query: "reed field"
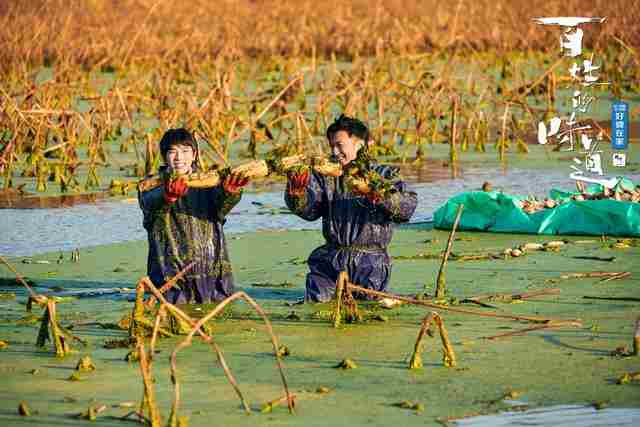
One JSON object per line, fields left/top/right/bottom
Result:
{"left": 0, "top": 0, "right": 639, "bottom": 197}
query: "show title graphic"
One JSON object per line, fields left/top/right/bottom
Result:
{"left": 533, "top": 16, "right": 628, "bottom": 188}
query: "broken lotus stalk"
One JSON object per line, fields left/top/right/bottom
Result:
{"left": 135, "top": 277, "right": 249, "bottom": 415}
{"left": 144, "top": 262, "right": 195, "bottom": 309}
{"left": 343, "top": 282, "right": 361, "bottom": 323}
{"left": 333, "top": 272, "right": 346, "bottom": 328}
{"left": 0, "top": 255, "right": 40, "bottom": 301}
{"left": 168, "top": 289, "right": 295, "bottom": 416}
{"left": 137, "top": 338, "right": 162, "bottom": 427}
{"left": 332, "top": 272, "right": 361, "bottom": 328}
{"left": 408, "top": 313, "right": 456, "bottom": 369}
{"left": 128, "top": 280, "right": 173, "bottom": 339}
{"left": 1, "top": 258, "right": 84, "bottom": 357}
{"left": 483, "top": 321, "right": 583, "bottom": 341}
{"left": 433, "top": 313, "right": 456, "bottom": 368}
{"left": 347, "top": 282, "right": 579, "bottom": 324}
{"left": 408, "top": 313, "right": 434, "bottom": 369}
{"left": 137, "top": 277, "right": 294, "bottom": 416}
{"left": 633, "top": 317, "right": 640, "bottom": 356}
{"left": 36, "top": 299, "right": 71, "bottom": 357}
{"left": 435, "top": 204, "right": 464, "bottom": 298}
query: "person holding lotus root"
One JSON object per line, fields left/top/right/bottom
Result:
{"left": 285, "top": 115, "right": 418, "bottom": 302}
{"left": 138, "top": 128, "right": 248, "bottom": 304}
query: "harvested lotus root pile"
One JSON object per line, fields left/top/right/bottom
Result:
{"left": 520, "top": 182, "right": 640, "bottom": 214}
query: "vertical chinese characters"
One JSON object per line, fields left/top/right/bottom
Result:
{"left": 534, "top": 16, "right": 616, "bottom": 186}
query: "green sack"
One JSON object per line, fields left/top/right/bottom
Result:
{"left": 433, "top": 178, "right": 640, "bottom": 237}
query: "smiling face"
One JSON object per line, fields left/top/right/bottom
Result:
{"left": 329, "top": 130, "right": 363, "bottom": 167}
{"left": 166, "top": 144, "right": 195, "bottom": 175}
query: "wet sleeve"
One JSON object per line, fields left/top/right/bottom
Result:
{"left": 209, "top": 185, "right": 242, "bottom": 223}
{"left": 138, "top": 186, "right": 166, "bottom": 230}
{"left": 284, "top": 171, "right": 326, "bottom": 221}
{"left": 379, "top": 180, "right": 418, "bottom": 223}
{"left": 375, "top": 165, "right": 418, "bottom": 223}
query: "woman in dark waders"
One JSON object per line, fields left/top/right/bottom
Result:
{"left": 138, "top": 128, "right": 248, "bottom": 304}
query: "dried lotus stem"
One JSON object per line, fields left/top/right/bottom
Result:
{"left": 408, "top": 313, "right": 434, "bottom": 369}
{"left": 433, "top": 313, "right": 456, "bottom": 368}
{"left": 633, "top": 317, "right": 640, "bottom": 356}
{"left": 333, "top": 272, "right": 347, "bottom": 328}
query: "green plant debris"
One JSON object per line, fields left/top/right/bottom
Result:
{"left": 125, "top": 349, "right": 140, "bottom": 363}
{"left": 316, "top": 386, "right": 331, "bottom": 394}
{"left": 394, "top": 401, "right": 424, "bottom": 412}
{"left": 335, "top": 358, "right": 357, "bottom": 369}
{"left": 104, "top": 337, "right": 136, "bottom": 349}
{"left": 503, "top": 390, "right": 523, "bottom": 400}
{"left": 78, "top": 406, "right": 96, "bottom": 421}
{"left": 483, "top": 390, "right": 524, "bottom": 405}
{"left": 409, "top": 314, "right": 433, "bottom": 370}
{"left": 18, "top": 402, "right": 30, "bottom": 416}
{"left": 283, "top": 257, "right": 307, "bottom": 265}
{"left": 97, "top": 322, "right": 123, "bottom": 330}
{"left": 0, "top": 292, "right": 16, "bottom": 300}
{"left": 260, "top": 394, "right": 294, "bottom": 414}
{"left": 76, "top": 404, "right": 107, "bottom": 421}
{"left": 610, "top": 346, "right": 634, "bottom": 358}
{"left": 277, "top": 345, "right": 291, "bottom": 357}
{"left": 616, "top": 372, "right": 640, "bottom": 385}
{"left": 369, "top": 314, "right": 389, "bottom": 322}
{"left": 67, "top": 372, "right": 82, "bottom": 381}
{"left": 250, "top": 281, "right": 295, "bottom": 288}
{"left": 285, "top": 311, "right": 301, "bottom": 321}
{"left": 75, "top": 355, "right": 96, "bottom": 372}
{"left": 36, "top": 300, "right": 72, "bottom": 357}
{"left": 592, "top": 401, "right": 610, "bottom": 410}
{"left": 0, "top": 340, "right": 8, "bottom": 349}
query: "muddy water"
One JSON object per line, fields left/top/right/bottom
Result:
{"left": 1, "top": 167, "right": 638, "bottom": 257}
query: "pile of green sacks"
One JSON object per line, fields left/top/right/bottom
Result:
{"left": 433, "top": 177, "right": 640, "bottom": 237}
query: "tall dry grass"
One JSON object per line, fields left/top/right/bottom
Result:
{"left": 1, "top": 0, "right": 637, "bottom": 71}
{"left": 0, "top": 0, "right": 637, "bottom": 194}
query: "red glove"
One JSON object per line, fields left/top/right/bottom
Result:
{"left": 287, "top": 170, "right": 310, "bottom": 197}
{"left": 365, "top": 191, "right": 383, "bottom": 205}
{"left": 223, "top": 172, "right": 249, "bottom": 195}
{"left": 164, "top": 177, "right": 189, "bottom": 204}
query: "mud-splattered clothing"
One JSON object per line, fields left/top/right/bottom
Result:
{"left": 138, "top": 171, "right": 240, "bottom": 304}
{"left": 285, "top": 164, "right": 418, "bottom": 302}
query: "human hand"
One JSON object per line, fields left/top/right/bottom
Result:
{"left": 351, "top": 183, "right": 383, "bottom": 205}
{"left": 223, "top": 172, "right": 249, "bottom": 195}
{"left": 365, "top": 191, "right": 383, "bottom": 205}
{"left": 164, "top": 177, "right": 189, "bottom": 204}
{"left": 287, "top": 169, "right": 310, "bottom": 197}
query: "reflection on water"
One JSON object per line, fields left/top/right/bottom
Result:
{"left": 1, "top": 167, "right": 638, "bottom": 256}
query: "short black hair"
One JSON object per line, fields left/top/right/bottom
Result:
{"left": 326, "top": 114, "right": 370, "bottom": 143}
{"left": 159, "top": 128, "right": 197, "bottom": 159}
